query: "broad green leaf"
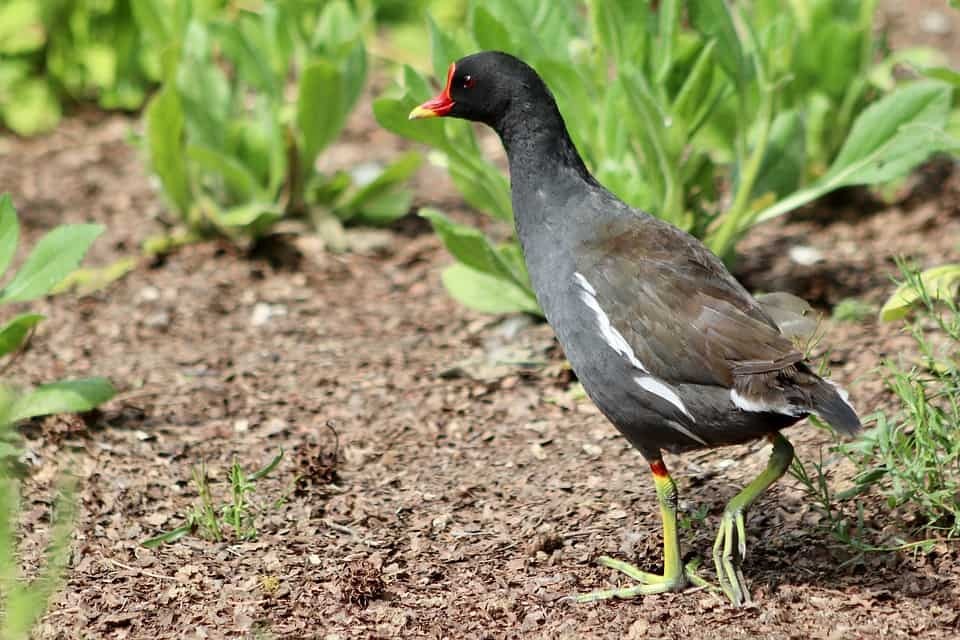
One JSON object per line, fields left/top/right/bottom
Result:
{"left": 427, "top": 13, "right": 463, "bottom": 81}
{"left": 0, "top": 313, "right": 44, "bottom": 358}
{"left": 922, "top": 66, "right": 960, "bottom": 88}
{"left": 210, "top": 203, "right": 283, "bottom": 235}
{"left": 297, "top": 59, "right": 347, "bottom": 164}
{"left": 8, "top": 377, "right": 116, "bottom": 423}
{"left": 689, "top": 0, "right": 744, "bottom": 86}
{"left": 0, "top": 0, "right": 45, "bottom": 54}
{"left": 880, "top": 265, "right": 960, "bottom": 322}
{"left": 1, "top": 78, "right": 61, "bottom": 136}
{"left": 755, "top": 81, "right": 952, "bottom": 225}
{"left": 441, "top": 263, "right": 541, "bottom": 315}
{"left": 670, "top": 40, "right": 718, "bottom": 135}
{"left": 187, "top": 144, "right": 264, "bottom": 202}
{"left": 349, "top": 190, "right": 413, "bottom": 226}
{"left": 0, "top": 224, "right": 103, "bottom": 303}
{"left": 145, "top": 87, "right": 191, "bottom": 214}
{"left": 751, "top": 109, "right": 804, "bottom": 199}
{"left": 336, "top": 151, "right": 422, "bottom": 220}
{"left": 827, "top": 81, "right": 951, "bottom": 182}
{"left": 471, "top": 6, "right": 515, "bottom": 53}
{"left": 373, "top": 95, "right": 449, "bottom": 150}
{"left": 420, "top": 208, "right": 532, "bottom": 295}
{"left": 0, "top": 195, "right": 19, "bottom": 278}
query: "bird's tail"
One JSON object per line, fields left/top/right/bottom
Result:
{"left": 808, "top": 379, "right": 861, "bottom": 436}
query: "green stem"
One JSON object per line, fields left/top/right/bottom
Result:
{"left": 707, "top": 84, "right": 774, "bottom": 261}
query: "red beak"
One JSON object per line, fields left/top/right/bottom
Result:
{"left": 409, "top": 63, "right": 456, "bottom": 119}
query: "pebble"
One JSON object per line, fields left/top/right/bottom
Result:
{"left": 789, "top": 245, "right": 825, "bottom": 266}
{"left": 250, "top": 302, "right": 287, "bottom": 326}
{"left": 920, "top": 11, "right": 951, "bottom": 35}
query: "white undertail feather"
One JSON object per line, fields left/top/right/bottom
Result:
{"left": 573, "top": 272, "right": 695, "bottom": 422}
{"left": 729, "top": 389, "right": 804, "bottom": 417}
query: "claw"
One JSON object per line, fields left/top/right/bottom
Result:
{"left": 712, "top": 509, "right": 750, "bottom": 606}
{"left": 575, "top": 555, "right": 691, "bottom": 603}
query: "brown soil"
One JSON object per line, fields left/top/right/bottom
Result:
{"left": 2, "top": 4, "right": 960, "bottom": 639}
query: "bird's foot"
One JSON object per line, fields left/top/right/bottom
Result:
{"left": 574, "top": 556, "right": 708, "bottom": 602}
{"left": 712, "top": 509, "right": 752, "bottom": 606}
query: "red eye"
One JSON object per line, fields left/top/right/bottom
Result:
{"left": 463, "top": 75, "right": 475, "bottom": 89}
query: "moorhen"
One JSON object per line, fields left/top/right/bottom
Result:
{"left": 409, "top": 51, "right": 860, "bottom": 606}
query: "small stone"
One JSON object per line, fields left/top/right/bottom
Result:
{"left": 582, "top": 443, "right": 602, "bottom": 457}
{"left": 920, "top": 11, "right": 951, "bottom": 35}
{"left": 788, "top": 245, "right": 824, "bottom": 266}
{"left": 143, "top": 311, "right": 170, "bottom": 328}
{"left": 251, "top": 302, "right": 287, "bottom": 327}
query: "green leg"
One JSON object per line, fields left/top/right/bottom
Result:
{"left": 713, "top": 432, "right": 794, "bottom": 606}
{"left": 577, "top": 458, "right": 707, "bottom": 602}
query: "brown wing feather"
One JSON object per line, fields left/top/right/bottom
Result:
{"left": 577, "top": 221, "right": 802, "bottom": 389}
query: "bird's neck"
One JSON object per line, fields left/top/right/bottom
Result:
{"left": 493, "top": 102, "right": 600, "bottom": 246}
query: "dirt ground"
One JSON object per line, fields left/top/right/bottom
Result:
{"left": 2, "top": 4, "right": 960, "bottom": 639}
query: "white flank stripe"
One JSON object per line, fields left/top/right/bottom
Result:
{"left": 573, "top": 273, "right": 645, "bottom": 371}
{"left": 730, "top": 389, "right": 803, "bottom": 416}
{"left": 635, "top": 376, "right": 695, "bottom": 421}
{"left": 573, "top": 272, "right": 693, "bottom": 421}
{"left": 666, "top": 420, "right": 709, "bottom": 446}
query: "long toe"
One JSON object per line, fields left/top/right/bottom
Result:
{"left": 712, "top": 510, "right": 750, "bottom": 606}
{"left": 575, "top": 556, "right": 687, "bottom": 603}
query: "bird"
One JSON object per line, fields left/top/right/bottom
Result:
{"left": 408, "top": 51, "right": 860, "bottom": 607}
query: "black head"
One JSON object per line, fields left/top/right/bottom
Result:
{"left": 409, "top": 51, "right": 554, "bottom": 128}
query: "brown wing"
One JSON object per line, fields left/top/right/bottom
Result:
{"left": 575, "top": 221, "right": 802, "bottom": 388}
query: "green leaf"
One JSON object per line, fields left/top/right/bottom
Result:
{"left": 0, "top": 224, "right": 103, "bottom": 303}
{"left": 420, "top": 208, "right": 532, "bottom": 295}
{"left": 751, "top": 109, "right": 804, "bottom": 199}
{"left": 373, "top": 95, "right": 449, "bottom": 150}
{"left": 141, "top": 522, "right": 194, "bottom": 549}
{"left": 247, "top": 449, "right": 283, "bottom": 481}
{"left": 471, "top": 6, "right": 515, "bottom": 53}
{"left": 336, "top": 151, "right": 422, "bottom": 221}
{"left": 0, "top": 194, "right": 20, "bottom": 278}
{"left": 187, "top": 144, "right": 264, "bottom": 202}
{"left": 210, "top": 203, "right": 283, "bottom": 235}
{"left": 1, "top": 78, "right": 61, "bottom": 136}
{"left": 8, "top": 378, "right": 116, "bottom": 424}
{"left": 298, "top": 59, "right": 347, "bottom": 165}
{"left": 0, "top": 313, "right": 44, "bottom": 358}
{"left": 880, "top": 265, "right": 960, "bottom": 322}
{"left": 689, "top": 0, "right": 744, "bottom": 86}
{"left": 441, "top": 263, "right": 540, "bottom": 315}
{"left": 0, "top": 0, "right": 45, "bottom": 54}
{"left": 145, "top": 87, "right": 191, "bottom": 214}
{"left": 755, "top": 81, "right": 952, "bottom": 225}
{"left": 827, "top": 81, "right": 951, "bottom": 184}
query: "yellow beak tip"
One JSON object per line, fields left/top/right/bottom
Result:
{"left": 408, "top": 105, "right": 438, "bottom": 120}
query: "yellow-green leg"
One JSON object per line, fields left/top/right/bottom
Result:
{"left": 713, "top": 432, "right": 794, "bottom": 606}
{"left": 576, "top": 459, "right": 709, "bottom": 602}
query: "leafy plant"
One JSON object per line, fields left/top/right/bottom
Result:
{"left": 832, "top": 298, "right": 875, "bottom": 323}
{"left": 880, "top": 263, "right": 960, "bottom": 321}
{"left": 0, "top": 0, "right": 173, "bottom": 135}
{"left": 0, "top": 194, "right": 116, "bottom": 640}
{"left": 0, "top": 474, "right": 77, "bottom": 640}
{"left": 793, "top": 262, "right": 960, "bottom": 556}
{"left": 0, "top": 195, "right": 116, "bottom": 461}
{"left": 142, "top": 449, "right": 285, "bottom": 546}
{"left": 376, "top": 0, "right": 953, "bottom": 315}
{"left": 142, "top": 0, "right": 420, "bottom": 244}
